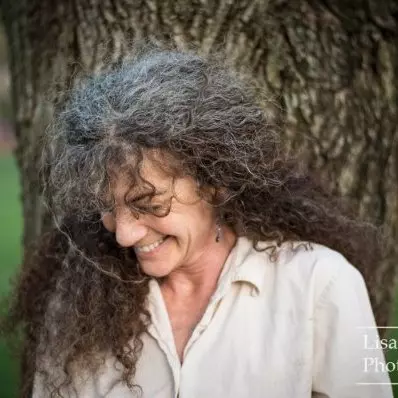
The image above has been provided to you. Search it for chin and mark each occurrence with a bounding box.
[140,263,175,278]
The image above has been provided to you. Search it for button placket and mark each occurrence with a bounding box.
[182,283,228,362]
[147,282,181,395]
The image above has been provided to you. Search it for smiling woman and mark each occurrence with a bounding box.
[2,47,393,398]
[100,151,236,280]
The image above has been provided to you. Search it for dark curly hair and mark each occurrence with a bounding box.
[2,47,382,397]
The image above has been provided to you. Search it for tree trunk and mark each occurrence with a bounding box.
[2,0,397,328]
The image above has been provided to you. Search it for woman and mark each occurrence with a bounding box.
[4,48,393,397]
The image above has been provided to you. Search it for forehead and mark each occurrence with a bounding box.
[106,148,188,202]
[111,156,171,194]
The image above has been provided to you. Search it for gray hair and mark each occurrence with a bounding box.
[43,47,281,226]
[42,47,377,272]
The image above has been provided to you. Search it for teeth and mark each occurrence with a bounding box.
[135,237,166,253]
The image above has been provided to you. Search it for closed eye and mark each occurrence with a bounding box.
[126,189,167,204]
[126,199,168,214]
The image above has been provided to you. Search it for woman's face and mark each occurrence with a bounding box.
[101,156,218,278]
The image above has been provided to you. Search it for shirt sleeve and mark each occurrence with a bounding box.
[312,258,394,398]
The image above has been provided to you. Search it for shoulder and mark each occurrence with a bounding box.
[250,239,366,306]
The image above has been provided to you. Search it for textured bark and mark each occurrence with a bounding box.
[1,0,397,328]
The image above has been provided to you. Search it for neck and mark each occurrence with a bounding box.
[161,227,237,297]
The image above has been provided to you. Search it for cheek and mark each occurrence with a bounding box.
[155,198,215,238]
[179,203,215,234]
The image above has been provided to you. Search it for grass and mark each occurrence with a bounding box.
[0,153,398,397]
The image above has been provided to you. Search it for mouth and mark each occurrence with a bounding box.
[134,236,169,254]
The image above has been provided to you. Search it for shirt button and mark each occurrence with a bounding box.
[196,324,205,333]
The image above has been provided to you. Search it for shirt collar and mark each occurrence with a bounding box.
[148,236,270,305]
[216,236,270,297]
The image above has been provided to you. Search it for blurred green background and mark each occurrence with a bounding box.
[0,21,397,398]
[0,155,21,398]
[0,20,22,398]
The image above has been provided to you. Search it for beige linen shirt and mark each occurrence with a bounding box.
[34,237,393,397]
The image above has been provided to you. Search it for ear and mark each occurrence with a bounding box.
[213,187,230,205]
[195,181,214,201]
[199,185,230,205]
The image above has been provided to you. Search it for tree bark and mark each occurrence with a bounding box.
[1,0,397,328]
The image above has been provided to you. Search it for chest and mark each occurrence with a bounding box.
[161,291,212,363]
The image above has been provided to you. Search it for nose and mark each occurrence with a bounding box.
[102,211,148,248]
[116,220,148,248]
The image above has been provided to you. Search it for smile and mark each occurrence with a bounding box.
[134,237,168,253]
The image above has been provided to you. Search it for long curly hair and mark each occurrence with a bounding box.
[2,47,382,397]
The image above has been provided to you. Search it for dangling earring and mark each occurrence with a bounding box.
[215,219,223,242]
